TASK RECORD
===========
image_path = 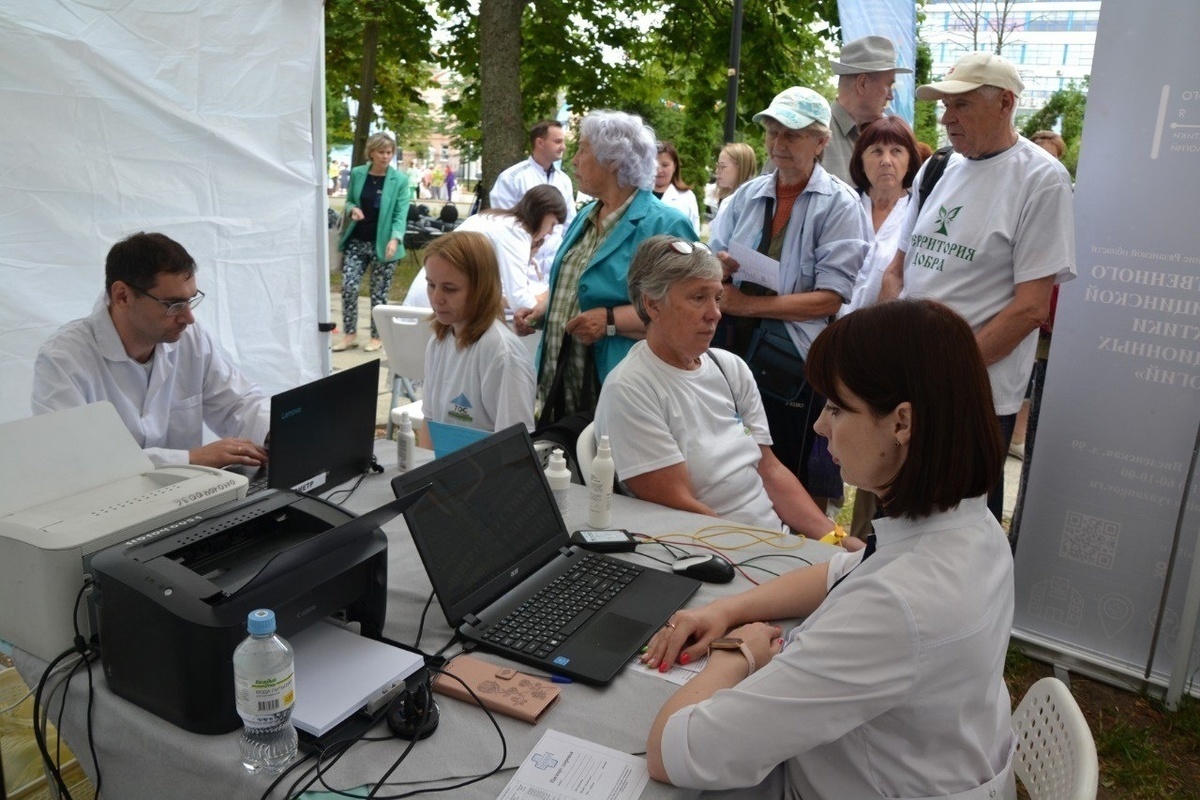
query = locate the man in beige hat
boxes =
[880,51,1076,523]
[825,35,912,181]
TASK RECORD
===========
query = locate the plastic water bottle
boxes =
[233,609,298,773]
[587,435,615,528]
[545,447,572,517]
[395,410,416,472]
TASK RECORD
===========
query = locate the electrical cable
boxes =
[413,591,436,651]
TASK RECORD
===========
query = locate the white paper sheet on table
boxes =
[626,654,706,686]
[497,729,650,800]
[727,241,781,294]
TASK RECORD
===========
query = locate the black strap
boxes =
[756,196,775,255]
[829,533,877,592]
[706,349,741,422]
[917,146,954,212]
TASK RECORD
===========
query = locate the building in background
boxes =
[920,0,1099,122]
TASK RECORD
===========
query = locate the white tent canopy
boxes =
[0,0,329,426]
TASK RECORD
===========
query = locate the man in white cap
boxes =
[825,35,912,182]
[880,52,1075,522]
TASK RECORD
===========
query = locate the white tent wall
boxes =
[0,0,328,426]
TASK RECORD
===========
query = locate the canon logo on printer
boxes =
[281,406,302,420]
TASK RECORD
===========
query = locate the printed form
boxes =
[497,729,650,800]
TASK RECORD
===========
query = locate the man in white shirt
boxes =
[880,52,1076,520]
[32,232,270,469]
[824,35,911,182]
[489,120,577,272]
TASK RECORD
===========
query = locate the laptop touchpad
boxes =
[584,613,651,653]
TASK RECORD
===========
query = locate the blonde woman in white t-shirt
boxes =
[423,231,535,433]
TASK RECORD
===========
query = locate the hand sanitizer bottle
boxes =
[587,435,615,528]
[545,447,572,517]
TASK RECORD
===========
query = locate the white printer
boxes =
[0,402,247,661]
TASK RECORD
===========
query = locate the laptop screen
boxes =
[391,425,568,627]
[269,359,380,494]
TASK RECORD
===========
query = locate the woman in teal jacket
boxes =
[335,132,411,352]
[514,110,695,423]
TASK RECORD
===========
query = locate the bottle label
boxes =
[235,666,295,719]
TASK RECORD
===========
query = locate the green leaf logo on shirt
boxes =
[935,205,962,236]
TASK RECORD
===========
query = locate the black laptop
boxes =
[238,359,381,495]
[390,424,700,684]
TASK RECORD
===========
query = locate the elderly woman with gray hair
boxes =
[709,87,869,498]
[515,110,696,425]
[594,235,861,547]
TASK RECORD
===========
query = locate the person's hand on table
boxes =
[716,621,785,675]
[641,604,733,672]
[190,438,268,468]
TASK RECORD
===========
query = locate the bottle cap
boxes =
[597,434,611,455]
[549,448,566,469]
[247,608,277,635]
[390,407,414,431]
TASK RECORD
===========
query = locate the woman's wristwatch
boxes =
[605,307,617,337]
[708,637,756,676]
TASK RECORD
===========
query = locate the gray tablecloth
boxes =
[16,440,839,799]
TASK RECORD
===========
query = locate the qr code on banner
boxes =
[1060,511,1119,569]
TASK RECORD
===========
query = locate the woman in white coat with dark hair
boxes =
[654,141,700,236]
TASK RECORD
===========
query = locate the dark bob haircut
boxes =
[848,116,922,193]
[805,299,1003,519]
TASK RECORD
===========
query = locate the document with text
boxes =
[727,241,781,294]
[497,728,649,800]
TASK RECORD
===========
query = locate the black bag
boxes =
[744,320,809,404]
[535,331,600,430]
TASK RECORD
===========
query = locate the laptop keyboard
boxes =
[248,472,269,494]
[481,554,643,659]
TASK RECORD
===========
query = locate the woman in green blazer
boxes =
[335,132,411,352]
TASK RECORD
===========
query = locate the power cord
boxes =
[32,580,103,800]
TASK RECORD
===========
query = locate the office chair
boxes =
[1011,676,1099,800]
[371,305,430,438]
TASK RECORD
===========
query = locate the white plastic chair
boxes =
[576,421,597,486]
[1011,676,1099,800]
[372,305,431,437]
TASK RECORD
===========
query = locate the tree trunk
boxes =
[479,0,526,204]
[352,19,380,167]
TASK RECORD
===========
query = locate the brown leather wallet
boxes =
[432,655,561,724]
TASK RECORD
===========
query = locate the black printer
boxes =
[89,489,396,735]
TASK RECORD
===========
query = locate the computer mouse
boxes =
[671,554,735,583]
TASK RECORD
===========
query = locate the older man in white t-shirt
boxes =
[880,52,1076,521]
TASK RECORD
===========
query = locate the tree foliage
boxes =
[324,0,438,165]
[913,40,941,151]
[436,0,840,195]
[1020,78,1088,177]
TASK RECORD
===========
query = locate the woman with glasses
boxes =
[709,87,869,500]
[334,131,411,353]
[593,236,859,546]
[402,185,567,317]
[713,142,758,214]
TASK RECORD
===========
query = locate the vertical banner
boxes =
[837,0,916,124]
[1013,3,1200,691]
